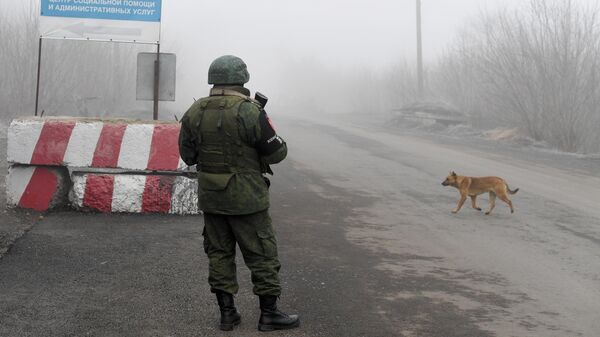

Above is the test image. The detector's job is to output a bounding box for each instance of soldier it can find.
[178,55,300,332]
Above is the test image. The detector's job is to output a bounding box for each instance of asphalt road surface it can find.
[1,114,599,337]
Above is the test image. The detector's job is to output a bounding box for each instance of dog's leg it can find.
[453,194,468,214]
[470,195,482,211]
[498,193,514,214]
[486,192,496,215]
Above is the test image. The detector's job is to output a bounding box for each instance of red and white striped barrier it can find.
[70,173,198,214]
[6,117,199,215]
[7,166,69,211]
[8,118,186,171]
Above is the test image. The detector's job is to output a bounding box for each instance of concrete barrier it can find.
[8,118,186,171]
[6,117,200,215]
[6,166,70,211]
[70,173,198,214]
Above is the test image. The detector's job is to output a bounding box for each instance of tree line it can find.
[426,0,600,153]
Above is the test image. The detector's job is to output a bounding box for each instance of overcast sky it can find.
[3,0,589,94]
[161,0,526,68]
[155,0,536,103]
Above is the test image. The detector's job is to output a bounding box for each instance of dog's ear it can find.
[451,171,457,176]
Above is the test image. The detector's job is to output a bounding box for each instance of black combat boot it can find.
[215,291,241,331]
[258,295,300,331]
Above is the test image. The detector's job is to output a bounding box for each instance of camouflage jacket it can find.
[178,86,287,215]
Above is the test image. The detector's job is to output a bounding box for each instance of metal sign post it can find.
[153,43,160,120]
[35,0,163,119]
[34,37,43,116]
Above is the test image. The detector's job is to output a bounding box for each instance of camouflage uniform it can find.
[179,55,298,332]
[179,84,287,296]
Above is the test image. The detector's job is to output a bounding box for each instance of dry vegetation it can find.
[0,1,144,124]
[431,0,600,153]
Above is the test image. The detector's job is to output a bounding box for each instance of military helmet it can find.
[208,55,250,85]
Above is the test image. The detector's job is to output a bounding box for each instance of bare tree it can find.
[0,0,146,124]
[382,60,419,111]
[430,0,600,153]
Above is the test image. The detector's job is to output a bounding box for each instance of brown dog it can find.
[442,171,519,215]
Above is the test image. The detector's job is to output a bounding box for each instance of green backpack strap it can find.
[209,88,262,107]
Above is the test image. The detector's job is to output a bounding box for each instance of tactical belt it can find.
[200,165,261,174]
[209,88,261,105]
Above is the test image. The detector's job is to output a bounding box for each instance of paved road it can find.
[281,115,600,337]
[1,115,599,336]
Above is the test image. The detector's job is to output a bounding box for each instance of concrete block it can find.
[8,118,188,172]
[6,165,70,211]
[70,173,199,215]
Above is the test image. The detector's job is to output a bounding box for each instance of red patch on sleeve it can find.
[267,117,276,131]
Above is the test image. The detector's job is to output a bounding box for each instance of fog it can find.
[1,0,599,152]
[162,0,527,110]
[162,0,525,66]
[3,3,600,336]
[0,0,528,116]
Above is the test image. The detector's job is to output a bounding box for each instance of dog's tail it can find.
[506,184,519,195]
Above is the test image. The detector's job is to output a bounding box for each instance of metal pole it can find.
[416,0,424,100]
[34,37,43,116]
[153,43,161,120]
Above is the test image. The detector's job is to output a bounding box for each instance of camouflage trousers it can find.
[202,210,282,296]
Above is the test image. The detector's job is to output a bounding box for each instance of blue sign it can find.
[41,0,161,22]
